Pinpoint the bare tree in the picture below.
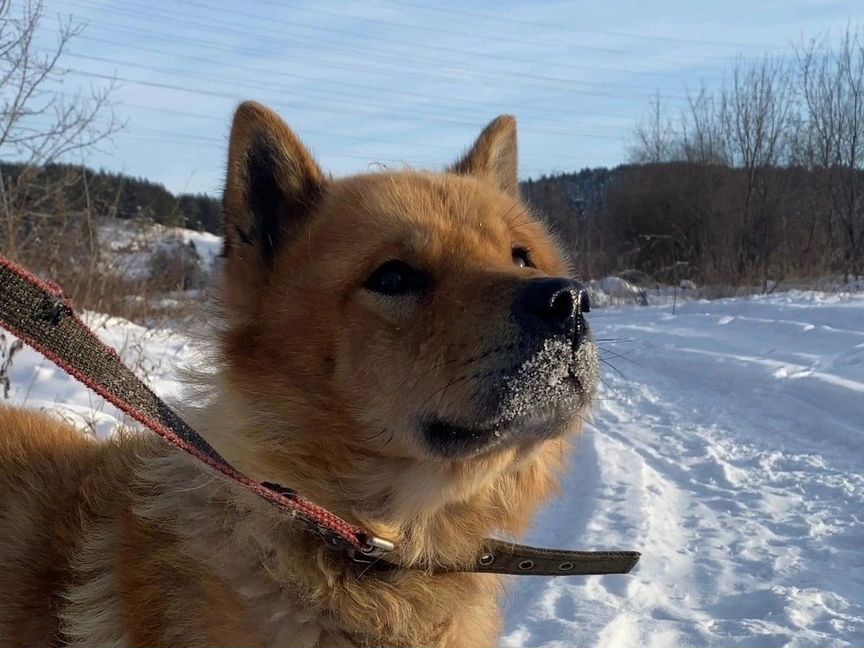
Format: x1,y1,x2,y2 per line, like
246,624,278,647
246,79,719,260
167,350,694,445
679,89,723,164
0,0,120,260
629,94,678,163
797,26,864,280
716,57,795,286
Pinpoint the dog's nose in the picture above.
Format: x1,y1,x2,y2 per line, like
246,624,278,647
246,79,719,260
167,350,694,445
515,278,588,337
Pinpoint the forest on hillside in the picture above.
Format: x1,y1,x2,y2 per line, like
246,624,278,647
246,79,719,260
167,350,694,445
4,149,862,292
0,162,222,234
524,162,864,287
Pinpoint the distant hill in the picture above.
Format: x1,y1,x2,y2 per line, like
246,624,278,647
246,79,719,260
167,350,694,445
0,162,222,234
521,167,613,241
521,162,864,285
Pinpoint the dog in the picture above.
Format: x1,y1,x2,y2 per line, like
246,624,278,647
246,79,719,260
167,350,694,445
0,101,598,647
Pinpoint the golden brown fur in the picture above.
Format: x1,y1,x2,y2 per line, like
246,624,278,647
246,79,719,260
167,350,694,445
0,102,595,647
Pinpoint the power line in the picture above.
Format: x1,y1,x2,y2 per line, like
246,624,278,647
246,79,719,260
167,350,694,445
110,100,620,165
53,0,698,100
28,89,586,178
229,0,632,58
101,129,561,179
61,0,718,70
53,20,682,109
377,0,790,52
56,63,630,174
59,31,647,127
102,0,727,84
34,0,713,183
59,54,628,141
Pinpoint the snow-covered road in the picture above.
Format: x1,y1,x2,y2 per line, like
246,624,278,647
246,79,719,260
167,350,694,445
3,290,863,647
504,292,864,648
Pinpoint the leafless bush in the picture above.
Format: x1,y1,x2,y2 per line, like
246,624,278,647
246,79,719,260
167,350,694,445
614,31,864,288
0,333,24,399
0,0,203,324
147,240,205,292
797,26,864,281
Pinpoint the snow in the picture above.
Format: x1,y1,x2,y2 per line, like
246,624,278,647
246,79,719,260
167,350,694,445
587,276,647,309
2,289,863,647
2,313,195,438
99,219,222,278
174,228,222,271
503,291,864,648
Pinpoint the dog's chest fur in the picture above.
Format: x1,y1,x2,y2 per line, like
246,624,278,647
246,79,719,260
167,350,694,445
59,444,500,647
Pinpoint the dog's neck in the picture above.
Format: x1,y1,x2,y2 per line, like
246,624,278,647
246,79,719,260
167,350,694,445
132,438,509,645
180,389,570,569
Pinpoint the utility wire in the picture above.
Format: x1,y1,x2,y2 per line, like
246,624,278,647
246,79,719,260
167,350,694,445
377,0,790,51
52,0,702,98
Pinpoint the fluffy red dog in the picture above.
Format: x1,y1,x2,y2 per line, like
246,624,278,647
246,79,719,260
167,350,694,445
0,102,597,646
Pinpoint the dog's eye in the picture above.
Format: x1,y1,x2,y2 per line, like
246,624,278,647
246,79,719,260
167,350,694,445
512,247,534,269
365,260,427,296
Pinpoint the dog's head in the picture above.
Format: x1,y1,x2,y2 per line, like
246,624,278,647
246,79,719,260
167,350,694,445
213,102,596,535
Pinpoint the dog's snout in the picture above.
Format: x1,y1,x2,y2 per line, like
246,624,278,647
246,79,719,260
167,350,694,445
516,278,587,337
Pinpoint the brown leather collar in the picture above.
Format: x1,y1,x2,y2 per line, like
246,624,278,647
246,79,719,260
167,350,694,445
352,538,640,577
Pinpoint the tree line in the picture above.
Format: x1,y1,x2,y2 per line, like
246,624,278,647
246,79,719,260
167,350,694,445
0,162,222,235
526,27,864,287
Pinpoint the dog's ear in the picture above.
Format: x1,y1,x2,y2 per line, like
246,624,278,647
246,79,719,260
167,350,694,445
450,115,518,197
221,101,325,307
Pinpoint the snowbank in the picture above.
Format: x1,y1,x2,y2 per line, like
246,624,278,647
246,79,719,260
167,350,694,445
99,219,222,280
1,313,197,438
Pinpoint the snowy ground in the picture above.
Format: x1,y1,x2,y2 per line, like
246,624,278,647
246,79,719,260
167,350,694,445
504,291,864,648
2,290,863,647
1,313,194,438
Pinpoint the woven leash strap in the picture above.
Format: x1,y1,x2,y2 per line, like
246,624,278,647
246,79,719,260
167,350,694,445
0,255,640,577
0,255,369,552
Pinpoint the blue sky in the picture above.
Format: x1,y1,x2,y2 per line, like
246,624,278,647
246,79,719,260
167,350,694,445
27,0,864,195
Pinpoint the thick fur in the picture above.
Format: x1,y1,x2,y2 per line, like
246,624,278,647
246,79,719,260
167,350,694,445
0,102,594,647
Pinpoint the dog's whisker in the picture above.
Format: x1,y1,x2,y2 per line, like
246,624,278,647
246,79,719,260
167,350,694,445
416,373,472,412
375,432,395,454
597,345,637,354
357,555,387,579
502,202,521,226
597,374,625,400
362,427,389,443
600,357,627,380
295,370,334,378
600,349,643,368
173,475,219,492
506,209,536,231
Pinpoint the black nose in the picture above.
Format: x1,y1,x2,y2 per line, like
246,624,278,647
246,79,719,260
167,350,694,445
515,278,589,337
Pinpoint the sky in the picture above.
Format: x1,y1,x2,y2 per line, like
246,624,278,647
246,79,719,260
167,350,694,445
15,0,864,196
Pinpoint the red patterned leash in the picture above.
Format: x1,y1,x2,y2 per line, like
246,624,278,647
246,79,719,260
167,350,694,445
0,255,640,577
0,255,382,556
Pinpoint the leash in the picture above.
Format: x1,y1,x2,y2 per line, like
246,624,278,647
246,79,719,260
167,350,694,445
0,255,640,577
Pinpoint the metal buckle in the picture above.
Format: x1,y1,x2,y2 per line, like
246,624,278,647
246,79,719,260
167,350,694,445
351,535,395,563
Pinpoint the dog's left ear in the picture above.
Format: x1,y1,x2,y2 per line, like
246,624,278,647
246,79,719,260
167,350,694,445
450,115,518,197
